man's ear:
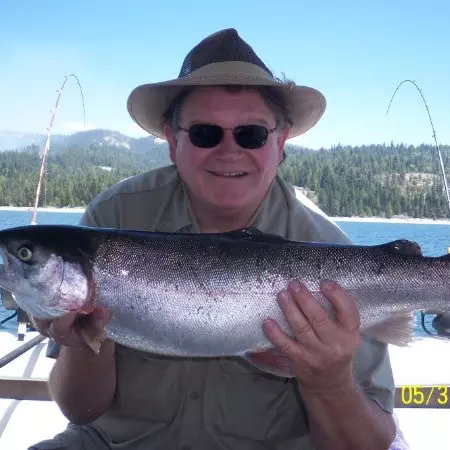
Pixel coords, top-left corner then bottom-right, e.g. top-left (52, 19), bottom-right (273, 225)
top-left (164, 124), bottom-right (178, 163)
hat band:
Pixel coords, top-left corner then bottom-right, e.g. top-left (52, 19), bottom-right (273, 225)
top-left (183, 61), bottom-right (277, 83)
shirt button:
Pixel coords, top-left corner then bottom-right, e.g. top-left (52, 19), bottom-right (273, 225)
top-left (189, 391), bottom-right (199, 400)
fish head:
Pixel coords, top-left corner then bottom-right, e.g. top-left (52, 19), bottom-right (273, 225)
top-left (0, 225), bottom-right (93, 320)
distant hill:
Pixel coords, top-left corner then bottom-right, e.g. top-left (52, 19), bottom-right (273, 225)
top-left (0, 129), bottom-right (448, 218)
top-left (0, 131), bottom-right (63, 151)
top-left (0, 128), bottom-right (304, 172)
top-left (0, 128), bottom-right (166, 153)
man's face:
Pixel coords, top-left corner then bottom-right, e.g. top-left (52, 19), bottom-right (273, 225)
top-left (165, 87), bottom-right (289, 213)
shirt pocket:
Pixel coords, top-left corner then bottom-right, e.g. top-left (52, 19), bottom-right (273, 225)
top-left (115, 345), bottom-right (186, 423)
top-left (207, 359), bottom-right (308, 441)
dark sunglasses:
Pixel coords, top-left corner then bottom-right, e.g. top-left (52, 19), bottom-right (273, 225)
top-left (177, 124), bottom-right (276, 149)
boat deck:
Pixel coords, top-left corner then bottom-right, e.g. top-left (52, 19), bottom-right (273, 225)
top-left (0, 331), bottom-right (68, 449)
top-left (1, 330), bottom-right (449, 449)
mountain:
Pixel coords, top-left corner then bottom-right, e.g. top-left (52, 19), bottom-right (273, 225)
top-left (0, 131), bottom-right (56, 151)
top-left (0, 129), bottom-right (448, 218)
top-left (0, 129), bottom-right (167, 154)
top-left (0, 128), bottom-right (305, 168)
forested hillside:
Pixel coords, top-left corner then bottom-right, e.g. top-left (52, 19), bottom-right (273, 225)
top-left (0, 140), bottom-right (448, 218)
top-left (278, 143), bottom-right (450, 218)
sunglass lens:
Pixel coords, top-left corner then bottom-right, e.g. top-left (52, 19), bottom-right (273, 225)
top-left (234, 125), bottom-right (269, 149)
top-left (189, 124), bottom-right (223, 148)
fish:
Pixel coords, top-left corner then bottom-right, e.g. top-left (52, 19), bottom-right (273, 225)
top-left (0, 224), bottom-right (449, 377)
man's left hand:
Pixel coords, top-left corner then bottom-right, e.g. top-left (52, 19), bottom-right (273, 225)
top-left (263, 279), bottom-right (361, 392)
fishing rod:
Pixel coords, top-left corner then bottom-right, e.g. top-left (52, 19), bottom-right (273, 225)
top-left (386, 80), bottom-right (450, 337)
top-left (386, 79), bottom-right (450, 216)
top-left (1, 74), bottom-right (87, 338)
top-left (30, 73), bottom-right (86, 225)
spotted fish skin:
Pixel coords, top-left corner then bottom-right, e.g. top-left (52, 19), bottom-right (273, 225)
top-left (0, 225), bottom-right (449, 360)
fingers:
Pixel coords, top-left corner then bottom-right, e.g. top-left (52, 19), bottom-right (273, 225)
top-left (276, 287), bottom-right (320, 344)
top-left (48, 312), bottom-right (78, 339)
top-left (319, 280), bottom-right (360, 332)
top-left (266, 279), bottom-right (361, 347)
top-left (29, 306), bottom-right (111, 350)
top-left (48, 312), bottom-right (86, 349)
top-left (263, 318), bottom-right (306, 361)
top-left (284, 280), bottom-right (334, 343)
top-left (262, 278), bottom-right (361, 387)
top-left (281, 279), bottom-right (360, 339)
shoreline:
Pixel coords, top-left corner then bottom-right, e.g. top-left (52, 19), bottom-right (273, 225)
top-left (0, 206), bottom-right (449, 225)
top-left (0, 206), bottom-right (85, 213)
top-left (330, 216), bottom-right (450, 225)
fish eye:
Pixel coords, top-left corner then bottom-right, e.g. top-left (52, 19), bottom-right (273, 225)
top-left (17, 246), bottom-right (33, 262)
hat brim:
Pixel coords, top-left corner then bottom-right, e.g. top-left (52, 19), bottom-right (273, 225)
top-left (127, 61), bottom-right (326, 140)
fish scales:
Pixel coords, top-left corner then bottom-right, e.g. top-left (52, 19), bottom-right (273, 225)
top-left (0, 225), bottom-right (449, 363)
top-left (87, 230), bottom-right (449, 356)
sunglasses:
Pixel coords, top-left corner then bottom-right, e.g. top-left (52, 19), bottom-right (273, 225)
top-left (177, 124), bottom-right (276, 149)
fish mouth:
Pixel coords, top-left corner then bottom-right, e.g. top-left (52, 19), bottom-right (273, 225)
top-left (0, 245), bottom-right (21, 292)
top-left (0, 245), bottom-right (8, 271)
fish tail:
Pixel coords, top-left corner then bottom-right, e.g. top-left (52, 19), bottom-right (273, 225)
top-left (363, 313), bottom-right (417, 346)
top-left (363, 311), bottom-right (450, 346)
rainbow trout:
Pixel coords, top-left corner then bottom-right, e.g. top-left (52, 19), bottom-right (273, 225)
top-left (0, 224), bottom-right (449, 375)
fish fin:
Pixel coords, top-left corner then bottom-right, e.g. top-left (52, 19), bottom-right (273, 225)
top-left (78, 325), bottom-right (106, 355)
top-left (380, 240), bottom-right (423, 257)
top-left (75, 315), bottom-right (107, 355)
top-left (243, 347), bottom-right (295, 378)
top-left (362, 314), bottom-right (416, 346)
top-left (223, 228), bottom-right (286, 243)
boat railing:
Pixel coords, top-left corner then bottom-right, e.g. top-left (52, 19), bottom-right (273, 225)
top-left (0, 374), bottom-right (449, 408)
top-left (0, 333), bottom-right (450, 408)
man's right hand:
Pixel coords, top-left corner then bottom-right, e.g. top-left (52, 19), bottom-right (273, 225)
top-left (37, 305), bottom-right (116, 424)
top-left (30, 306), bottom-right (111, 351)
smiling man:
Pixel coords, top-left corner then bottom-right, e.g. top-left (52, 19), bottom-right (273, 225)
top-left (164, 85), bottom-right (290, 232)
top-left (30, 28), bottom-right (401, 450)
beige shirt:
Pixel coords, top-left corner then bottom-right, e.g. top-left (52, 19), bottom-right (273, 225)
top-left (52, 165), bottom-right (395, 449)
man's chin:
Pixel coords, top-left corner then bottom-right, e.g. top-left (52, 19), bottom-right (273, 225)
top-left (208, 194), bottom-right (254, 212)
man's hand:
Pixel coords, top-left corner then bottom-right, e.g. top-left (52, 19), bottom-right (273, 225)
top-left (263, 279), bottom-right (361, 392)
top-left (30, 306), bottom-right (111, 352)
top-left (263, 281), bottom-right (396, 449)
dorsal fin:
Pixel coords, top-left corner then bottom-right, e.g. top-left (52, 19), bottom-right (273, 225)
top-left (381, 239), bottom-right (423, 257)
top-left (221, 227), bottom-right (286, 243)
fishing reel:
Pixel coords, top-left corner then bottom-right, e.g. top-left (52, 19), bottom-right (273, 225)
top-left (420, 311), bottom-right (450, 337)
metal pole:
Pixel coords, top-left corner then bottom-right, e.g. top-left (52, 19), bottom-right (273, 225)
top-left (0, 335), bottom-right (47, 369)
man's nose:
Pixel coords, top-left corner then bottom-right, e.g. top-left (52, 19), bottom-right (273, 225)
top-left (215, 130), bottom-right (242, 158)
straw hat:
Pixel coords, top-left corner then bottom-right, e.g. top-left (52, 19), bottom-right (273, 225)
top-left (127, 28), bottom-right (326, 139)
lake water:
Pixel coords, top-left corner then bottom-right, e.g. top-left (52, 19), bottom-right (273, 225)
top-left (0, 210), bottom-right (448, 336)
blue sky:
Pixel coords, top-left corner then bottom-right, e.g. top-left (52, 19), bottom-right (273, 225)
top-left (1, 0), bottom-right (449, 149)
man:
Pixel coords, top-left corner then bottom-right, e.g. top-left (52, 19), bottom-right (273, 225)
top-left (31, 28), bottom-right (399, 449)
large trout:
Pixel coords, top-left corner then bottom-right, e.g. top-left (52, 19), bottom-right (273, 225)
top-left (0, 224), bottom-right (448, 375)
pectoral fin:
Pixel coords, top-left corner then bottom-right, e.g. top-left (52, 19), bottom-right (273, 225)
top-left (78, 326), bottom-right (106, 355)
top-left (75, 315), bottom-right (107, 355)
